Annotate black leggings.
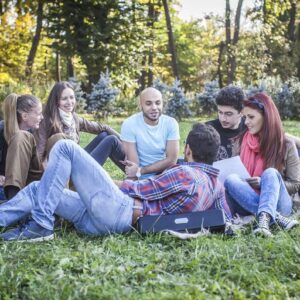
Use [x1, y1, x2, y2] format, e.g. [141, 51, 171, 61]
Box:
[85, 132, 126, 172]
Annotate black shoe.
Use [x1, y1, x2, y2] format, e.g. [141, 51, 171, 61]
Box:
[224, 222, 236, 237]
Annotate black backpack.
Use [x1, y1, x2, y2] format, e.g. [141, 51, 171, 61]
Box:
[0, 120, 8, 176]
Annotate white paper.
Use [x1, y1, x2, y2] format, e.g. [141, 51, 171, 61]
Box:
[213, 155, 250, 183]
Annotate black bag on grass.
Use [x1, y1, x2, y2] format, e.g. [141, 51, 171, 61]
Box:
[136, 209, 226, 234]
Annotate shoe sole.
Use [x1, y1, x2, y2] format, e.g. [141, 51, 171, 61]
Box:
[16, 234, 54, 243]
[284, 221, 299, 231]
[253, 228, 273, 237]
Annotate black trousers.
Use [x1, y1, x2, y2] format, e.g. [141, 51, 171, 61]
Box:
[85, 132, 126, 172]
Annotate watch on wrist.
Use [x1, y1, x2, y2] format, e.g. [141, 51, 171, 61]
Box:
[136, 167, 141, 178]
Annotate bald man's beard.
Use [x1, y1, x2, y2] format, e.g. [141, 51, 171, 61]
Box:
[142, 109, 162, 123]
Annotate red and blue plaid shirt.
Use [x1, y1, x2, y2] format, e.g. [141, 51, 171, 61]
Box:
[120, 162, 231, 220]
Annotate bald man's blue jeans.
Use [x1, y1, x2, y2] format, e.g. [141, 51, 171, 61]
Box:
[0, 140, 134, 235]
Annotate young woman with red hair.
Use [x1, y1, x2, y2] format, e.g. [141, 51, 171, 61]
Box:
[224, 92, 300, 236]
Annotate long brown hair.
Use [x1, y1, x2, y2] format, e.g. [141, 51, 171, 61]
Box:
[2, 93, 40, 143]
[244, 92, 286, 171]
[43, 81, 76, 137]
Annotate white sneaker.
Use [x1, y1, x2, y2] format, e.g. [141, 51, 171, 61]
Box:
[253, 212, 272, 237]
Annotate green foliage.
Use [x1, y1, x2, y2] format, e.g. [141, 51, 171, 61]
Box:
[195, 80, 219, 115]
[68, 77, 87, 114]
[153, 78, 193, 121]
[0, 11, 33, 83]
[246, 76, 300, 120]
[249, 0, 298, 80]
[236, 31, 272, 85]
[115, 94, 139, 116]
[0, 81, 53, 105]
[158, 79, 192, 121]
[88, 71, 120, 119]
[1, 0, 299, 106]
[153, 78, 169, 94]
[47, 0, 149, 87]
[154, 13, 222, 91]
[0, 8, 55, 85]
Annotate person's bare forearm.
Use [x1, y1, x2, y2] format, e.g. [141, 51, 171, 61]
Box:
[113, 180, 124, 188]
[141, 157, 177, 175]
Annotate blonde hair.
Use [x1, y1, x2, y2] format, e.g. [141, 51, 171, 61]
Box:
[2, 93, 40, 143]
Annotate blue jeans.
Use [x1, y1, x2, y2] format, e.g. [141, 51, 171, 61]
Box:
[0, 186, 6, 201]
[0, 140, 134, 235]
[85, 132, 126, 171]
[224, 168, 292, 220]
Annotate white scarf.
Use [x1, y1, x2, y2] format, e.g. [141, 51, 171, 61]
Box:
[58, 108, 74, 128]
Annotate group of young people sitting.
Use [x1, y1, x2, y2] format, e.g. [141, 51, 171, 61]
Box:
[0, 83, 299, 242]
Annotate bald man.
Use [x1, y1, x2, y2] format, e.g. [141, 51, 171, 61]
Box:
[121, 87, 180, 179]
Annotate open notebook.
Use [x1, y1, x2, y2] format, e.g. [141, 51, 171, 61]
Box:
[213, 155, 250, 184]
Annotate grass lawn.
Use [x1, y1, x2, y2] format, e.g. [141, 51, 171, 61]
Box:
[1, 117, 300, 299]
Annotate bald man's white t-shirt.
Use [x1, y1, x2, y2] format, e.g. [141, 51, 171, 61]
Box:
[121, 112, 180, 179]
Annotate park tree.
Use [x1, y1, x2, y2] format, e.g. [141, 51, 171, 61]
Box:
[0, 1, 55, 85]
[0, 10, 36, 83]
[196, 80, 219, 115]
[25, 0, 44, 77]
[68, 77, 87, 113]
[165, 79, 191, 121]
[250, 0, 299, 79]
[47, 0, 149, 89]
[162, 0, 179, 79]
[88, 71, 119, 119]
[221, 0, 244, 85]
[137, 0, 160, 92]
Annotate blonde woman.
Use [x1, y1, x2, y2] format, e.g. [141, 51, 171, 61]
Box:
[2, 94, 43, 199]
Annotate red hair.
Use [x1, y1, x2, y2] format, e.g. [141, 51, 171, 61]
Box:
[243, 92, 286, 171]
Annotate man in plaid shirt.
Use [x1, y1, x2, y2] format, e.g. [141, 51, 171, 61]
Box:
[0, 123, 231, 242]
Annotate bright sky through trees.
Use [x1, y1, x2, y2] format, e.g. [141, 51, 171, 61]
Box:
[178, 0, 254, 20]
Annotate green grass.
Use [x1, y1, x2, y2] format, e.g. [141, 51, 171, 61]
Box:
[1, 117, 300, 299]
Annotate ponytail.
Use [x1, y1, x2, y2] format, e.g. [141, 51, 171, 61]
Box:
[2, 93, 40, 144]
[3, 93, 19, 144]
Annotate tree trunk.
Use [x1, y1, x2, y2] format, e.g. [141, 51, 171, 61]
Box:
[162, 0, 179, 79]
[67, 57, 75, 78]
[226, 0, 243, 84]
[217, 42, 225, 88]
[25, 0, 43, 77]
[16, 0, 22, 14]
[148, 49, 153, 85]
[233, 0, 243, 44]
[147, 1, 154, 86]
[287, 0, 296, 57]
[263, 0, 267, 24]
[137, 1, 154, 92]
[137, 57, 147, 95]
[55, 50, 61, 82]
[225, 0, 232, 84]
[1, 0, 10, 15]
[225, 0, 231, 45]
[297, 23, 300, 78]
[287, 0, 296, 42]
